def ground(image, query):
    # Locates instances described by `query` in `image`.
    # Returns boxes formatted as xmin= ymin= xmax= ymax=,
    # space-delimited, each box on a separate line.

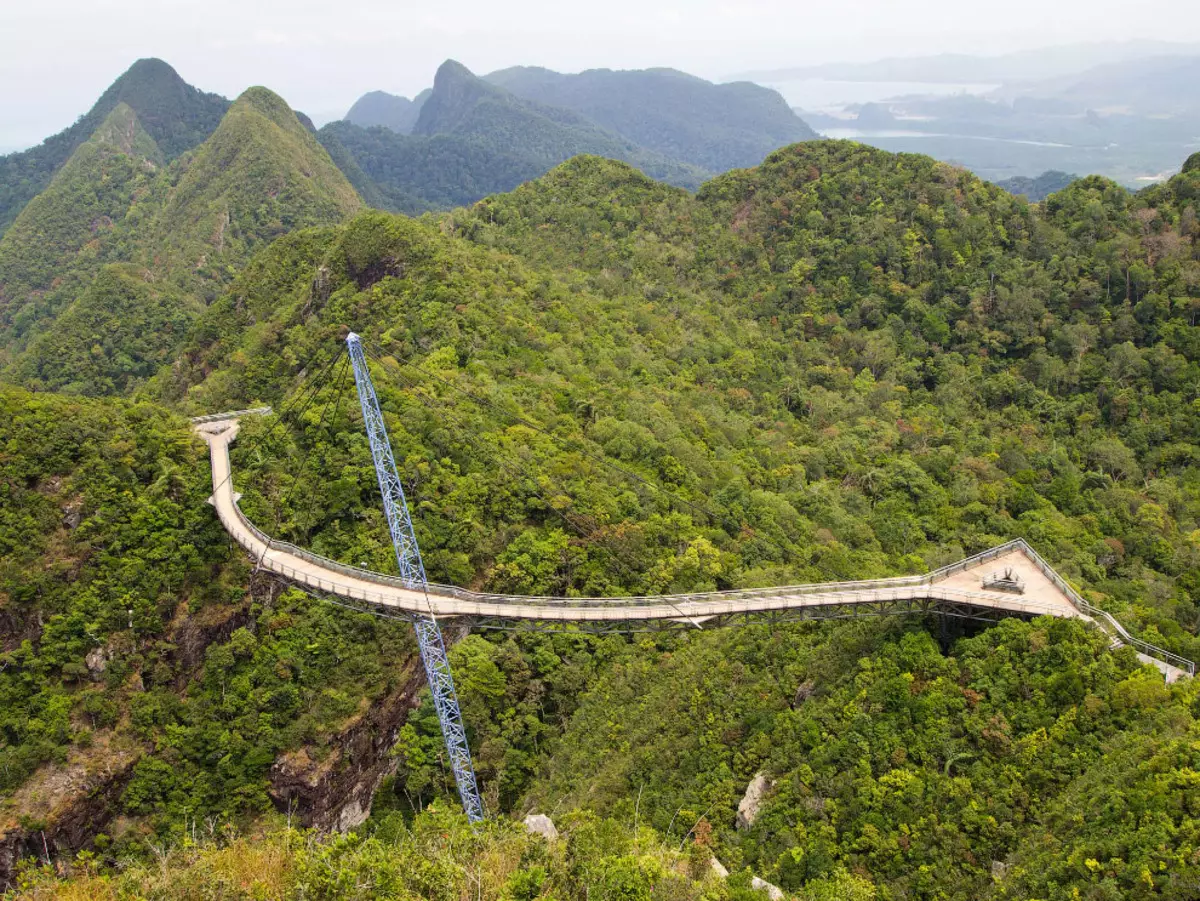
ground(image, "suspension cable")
xmin=276 ymin=351 xmax=350 ymax=532
xmin=211 ymin=345 xmax=344 ymax=500
xmin=372 ymin=351 xmax=654 ymax=595
xmin=366 ymin=340 xmax=796 ymax=563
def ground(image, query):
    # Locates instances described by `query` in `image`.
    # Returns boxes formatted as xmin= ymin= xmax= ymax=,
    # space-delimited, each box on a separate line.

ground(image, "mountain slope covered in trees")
xmin=410 ymin=60 xmax=701 ymax=190
xmin=0 ymin=59 xmax=229 ymax=236
xmin=0 ymin=86 xmax=361 ymax=391
xmin=323 ymin=60 xmax=708 ymax=212
xmin=484 ymin=65 xmax=817 ymax=171
xmin=324 ymin=59 xmax=819 ymax=213
xmin=0 ymin=103 xmax=165 ymax=363
xmin=1 ymin=139 xmax=1199 ymax=899
xmin=318 ymin=120 xmax=544 ymax=213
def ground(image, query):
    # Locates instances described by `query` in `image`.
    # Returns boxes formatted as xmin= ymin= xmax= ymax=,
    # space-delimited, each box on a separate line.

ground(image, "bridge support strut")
xmin=346 ymin=333 xmax=485 ymax=823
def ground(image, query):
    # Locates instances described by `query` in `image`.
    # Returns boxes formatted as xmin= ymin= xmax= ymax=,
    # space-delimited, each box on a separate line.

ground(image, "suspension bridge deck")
xmin=195 ymin=415 xmax=1194 ymax=680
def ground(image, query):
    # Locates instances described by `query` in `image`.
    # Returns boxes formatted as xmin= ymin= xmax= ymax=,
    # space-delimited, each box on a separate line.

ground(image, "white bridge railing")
xmin=202 ymin=417 xmax=1195 ymax=676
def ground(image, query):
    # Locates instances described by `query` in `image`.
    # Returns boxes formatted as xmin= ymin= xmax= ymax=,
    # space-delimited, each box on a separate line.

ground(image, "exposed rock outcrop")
xmin=0 ymin=739 xmax=140 ymax=890
xmin=269 ymin=658 xmax=425 ymax=830
xmin=167 ymin=592 xmax=254 ymax=688
xmin=793 ymin=680 xmax=815 ymax=706
xmin=708 ymin=858 xmax=782 ymax=900
xmin=523 ymin=814 xmax=559 ymax=841
xmin=85 ymin=645 xmax=110 ymax=678
xmin=1 ymin=593 xmax=255 ymax=889
xmin=751 ymin=875 xmax=785 ymax=900
xmin=736 ymin=771 xmax=773 ymax=830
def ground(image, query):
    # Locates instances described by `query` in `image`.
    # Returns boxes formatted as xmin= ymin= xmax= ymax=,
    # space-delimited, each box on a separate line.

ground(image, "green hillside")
xmin=1 ymin=140 xmax=1199 ymax=898
xmin=0 ymin=87 xmax=361 ymax=392
xmin=485 ymin=65 xmax=817 ymax=171
xmin=6 ymin=264 xmax=194 ymax=395
xmin=0 ymin=104 xmax=163 ymax=360
xmin=0 ymin=59 xmax=228 ymax=236
xmin=319 ymin=120 xmax=544 ymax=213
xmin=146 ymin=86 xmax=362 ymax=279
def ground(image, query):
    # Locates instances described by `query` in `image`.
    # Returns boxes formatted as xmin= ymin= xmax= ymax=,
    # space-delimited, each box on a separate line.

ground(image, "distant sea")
xmin=759 ymin=78 xmax=1000 ymax=112
xmin=820 ymin=128 xmax=1069 ymax=148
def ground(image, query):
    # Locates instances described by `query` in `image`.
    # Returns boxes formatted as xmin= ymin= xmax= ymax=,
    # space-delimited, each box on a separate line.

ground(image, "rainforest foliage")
xmin=5 ymin=804 xmax=878 ymax=901
xmin=0 ymin=86 xmax=359 ymax=385
xmin=1 ymin=135 xmax=1200 ymax=900
xmin=0 ymin=59 xmax=228 ymax=236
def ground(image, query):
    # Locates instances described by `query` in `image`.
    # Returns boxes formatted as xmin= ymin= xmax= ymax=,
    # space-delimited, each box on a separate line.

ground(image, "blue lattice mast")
xmin=345 ymin=333 xmax=485 ymax=823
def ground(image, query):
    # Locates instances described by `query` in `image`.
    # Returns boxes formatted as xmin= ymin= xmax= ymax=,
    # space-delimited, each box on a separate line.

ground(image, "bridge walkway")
xmin=194 ymin=416 xmax=1193 ymax=681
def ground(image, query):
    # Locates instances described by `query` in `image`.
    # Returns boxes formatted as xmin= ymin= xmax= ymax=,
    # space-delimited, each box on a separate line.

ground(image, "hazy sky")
xmin=2 ymin=0 xmax=1199 ymax=151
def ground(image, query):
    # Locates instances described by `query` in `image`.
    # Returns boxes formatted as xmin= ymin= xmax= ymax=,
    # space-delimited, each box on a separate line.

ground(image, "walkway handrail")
xmin=225 ymin=496 xmax=1030 ymax=610
xmin=221 ymin=494 xmax=1108 ymax=620
xmin=191 ymin=407 xmax=273 ymax=424
xmin=1008 ymin=539 xmax=1195 ymax=676
xmin=201 ymin=418 xmax=1195 ymax=676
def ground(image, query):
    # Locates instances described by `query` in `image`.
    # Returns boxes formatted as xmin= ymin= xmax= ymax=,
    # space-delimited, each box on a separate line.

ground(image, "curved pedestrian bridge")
xmin=195 ymin=415 xmax=1193 ymax=681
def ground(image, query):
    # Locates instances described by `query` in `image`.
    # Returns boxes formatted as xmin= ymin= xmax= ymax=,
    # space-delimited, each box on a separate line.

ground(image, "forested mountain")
xmin=0 ymin=103 xmax=166 ymax=363
xmin=485 ymin=65 xmax=816 ymax=171
xmin=0 ymin=86 xmax=360 ymax=392
xmin=318 ymin=120 xmax=544 ymax=213
xmin=344 ymin=88 xmax=430 ymax=133
xmin=322 ymin=59 xmax=818 ymax=214
xmin=0 ymin=59 xmax=228 ymax=236
xmin=2 ymin=134 xmax=1200 ymax=900
xmin=995 ymin=169 xmax=1077 ymax=201
xmin=412 ymin=60 xmax=708 ymax=186
xmin=316 ymin=60 xmax=708 ymax=215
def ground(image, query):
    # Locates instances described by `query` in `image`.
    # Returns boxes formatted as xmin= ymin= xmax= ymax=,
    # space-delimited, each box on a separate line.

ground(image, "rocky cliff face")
xmin=0 ymin=739 xmax=140 ymax=888
xmin=269 ymin=657 xmax=426 ymax=831
xmin=0 ymin=592 xmax=253 ymax=889
xmin=736 ymin=771 xmax=773 ymax=831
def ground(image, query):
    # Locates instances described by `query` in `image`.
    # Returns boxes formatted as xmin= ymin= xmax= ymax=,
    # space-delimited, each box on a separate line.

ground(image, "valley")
xmin=1 ymin=39 xmax=1199 ymax=901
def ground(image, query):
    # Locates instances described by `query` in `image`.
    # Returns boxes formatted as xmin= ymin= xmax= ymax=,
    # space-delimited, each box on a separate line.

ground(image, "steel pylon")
xmin=345 ymin=333 xmax=485 ymax=823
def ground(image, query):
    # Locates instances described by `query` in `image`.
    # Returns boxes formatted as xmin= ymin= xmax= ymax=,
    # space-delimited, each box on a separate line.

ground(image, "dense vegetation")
xmin=0 ymin=59 xmax=228 ymax=236
xmin=6 ymin=805 xmax=877 ymax=901
xmin=514 ymin=617 xmax=1200 ymax=900
xmin=2 ymin=88 xmax=1200 ymax=899
xmin=318 ymin=122 xmax=543 ymax=214
xmin=0 ymin=86 xmax=360 ymax=388
xmin=0 ymin=386 xmax=424 ymax=853
xmin=995 ymin=169 xmax=1077 ymax=201
xmin=485 ymin=66 xmax=816 ymax=172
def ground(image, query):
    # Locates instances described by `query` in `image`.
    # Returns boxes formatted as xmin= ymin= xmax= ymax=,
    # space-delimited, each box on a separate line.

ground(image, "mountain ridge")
xmin=484 ymin=64 xmax=816 ymax=171
xmin=0 ymin=86 xmax=361 ymax=392
xmin=0 ymin=58 xmax=228 ymax=235
xmin=319 ymin=59 xmax=710 ymax=214
xmin=344 ymin=89 xmax=430 ymax=133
